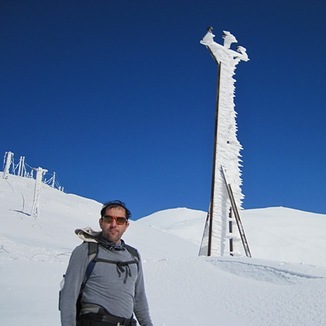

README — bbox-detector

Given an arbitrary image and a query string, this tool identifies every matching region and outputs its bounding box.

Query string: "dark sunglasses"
[102,215,128,225]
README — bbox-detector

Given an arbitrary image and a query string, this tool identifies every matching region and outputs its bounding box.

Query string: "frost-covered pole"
[199,28,249,257]
[17,156,26,177]
[51,172,56,188]
[3,151,14,179]
[31,167,48,219]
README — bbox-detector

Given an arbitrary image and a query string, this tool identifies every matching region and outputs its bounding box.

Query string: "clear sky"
[1,0,326,219]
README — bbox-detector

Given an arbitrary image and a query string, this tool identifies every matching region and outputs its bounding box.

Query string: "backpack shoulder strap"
[125,244,140,270]
[125,244,139,261]
[88,241,98,256]
[81,242,99,289]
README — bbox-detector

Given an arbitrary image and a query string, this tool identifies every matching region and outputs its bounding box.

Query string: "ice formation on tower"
[199,29,249,257]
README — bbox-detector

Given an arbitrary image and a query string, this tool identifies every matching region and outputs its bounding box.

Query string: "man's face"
[99,206,129,243]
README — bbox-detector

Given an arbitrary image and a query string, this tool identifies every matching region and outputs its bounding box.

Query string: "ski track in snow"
[0,236,71,264]
[209,258,324,285]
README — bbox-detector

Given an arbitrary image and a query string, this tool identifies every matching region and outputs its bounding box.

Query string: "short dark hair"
[100,200,131,219]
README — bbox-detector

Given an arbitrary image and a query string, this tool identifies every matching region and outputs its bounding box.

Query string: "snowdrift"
[1,173,326,325]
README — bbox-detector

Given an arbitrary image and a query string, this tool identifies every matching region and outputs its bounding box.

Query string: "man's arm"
[133,253,153,326]
[60,243,89,326]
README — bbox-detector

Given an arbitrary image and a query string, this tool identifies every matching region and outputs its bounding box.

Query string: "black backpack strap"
[125,244,139,260]
[125,244,140,269]
[81,242,99,290]
[88,241,98,256]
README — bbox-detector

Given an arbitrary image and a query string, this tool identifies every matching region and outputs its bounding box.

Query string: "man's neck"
[97,233,125,250]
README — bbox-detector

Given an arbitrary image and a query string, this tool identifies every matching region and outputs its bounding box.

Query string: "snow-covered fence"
[2,151,64,191]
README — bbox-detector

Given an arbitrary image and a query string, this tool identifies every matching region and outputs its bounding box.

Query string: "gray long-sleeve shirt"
[60,241,153,326]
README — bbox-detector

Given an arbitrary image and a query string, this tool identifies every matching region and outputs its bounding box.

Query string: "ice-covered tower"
[199,28,250,257]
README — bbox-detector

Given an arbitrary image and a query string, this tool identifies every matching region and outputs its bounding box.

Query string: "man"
[60,200,153,326]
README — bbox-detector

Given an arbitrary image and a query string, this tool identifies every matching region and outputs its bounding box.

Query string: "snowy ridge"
[0,174,326,325]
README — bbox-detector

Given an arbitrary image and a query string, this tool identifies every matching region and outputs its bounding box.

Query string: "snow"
[1,173,326,325]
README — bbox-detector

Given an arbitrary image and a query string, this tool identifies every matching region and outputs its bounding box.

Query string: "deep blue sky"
[1,0,326,219]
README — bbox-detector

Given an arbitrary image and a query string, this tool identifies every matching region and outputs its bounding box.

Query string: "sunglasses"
[102,215,128,225]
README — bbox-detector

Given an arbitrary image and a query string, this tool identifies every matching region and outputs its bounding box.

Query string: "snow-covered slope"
[1,173,326,325]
